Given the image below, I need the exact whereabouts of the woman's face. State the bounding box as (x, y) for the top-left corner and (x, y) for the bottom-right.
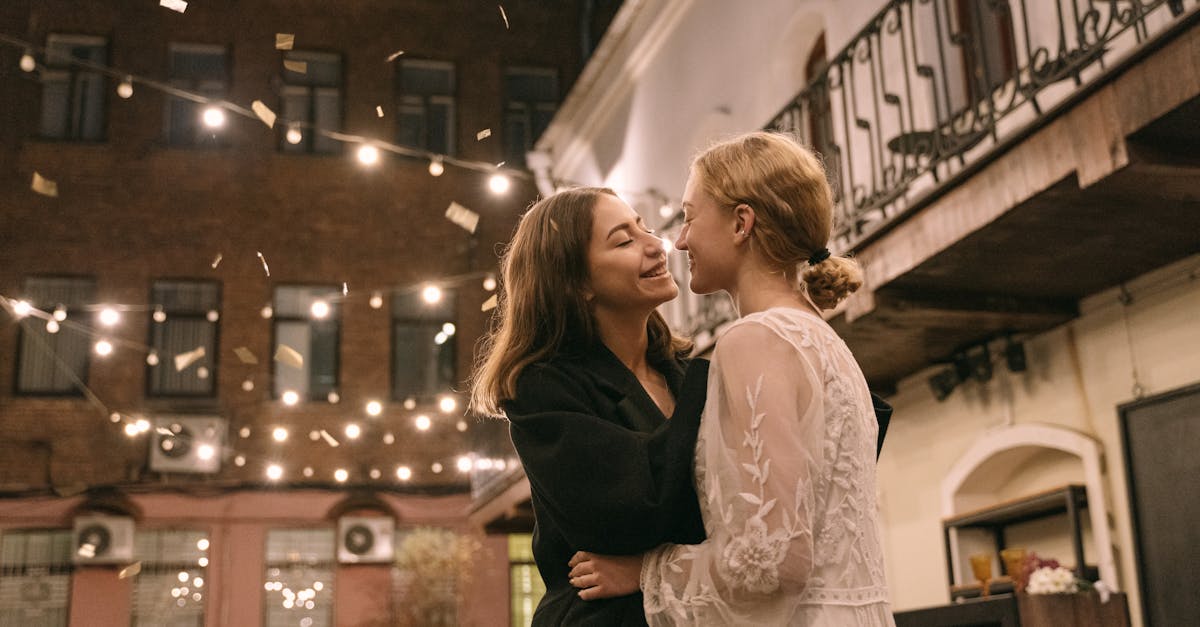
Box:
(585, 194), (677, 315)
(675, 171), (739, 294)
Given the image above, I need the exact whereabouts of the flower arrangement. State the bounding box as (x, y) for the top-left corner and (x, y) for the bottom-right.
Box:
(1018, 552), (1093, 595)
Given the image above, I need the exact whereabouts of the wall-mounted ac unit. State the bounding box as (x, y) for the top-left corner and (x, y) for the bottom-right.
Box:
(72, 515), (134, 565)
(337, 516), (395, 564)
(149, 416), (226, 474)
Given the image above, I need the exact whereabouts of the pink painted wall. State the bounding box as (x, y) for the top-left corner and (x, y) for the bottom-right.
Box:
(0, 490), (512, 627)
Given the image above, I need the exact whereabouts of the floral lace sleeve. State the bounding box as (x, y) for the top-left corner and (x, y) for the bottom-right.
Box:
(641, 319), (827, 624)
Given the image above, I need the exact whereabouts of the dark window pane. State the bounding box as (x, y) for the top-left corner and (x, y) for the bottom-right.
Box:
(16, 277), (95, 394)
(40, 36), (107, 140)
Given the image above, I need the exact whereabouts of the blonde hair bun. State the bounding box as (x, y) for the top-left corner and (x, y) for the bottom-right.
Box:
(801, 254), (863, 310)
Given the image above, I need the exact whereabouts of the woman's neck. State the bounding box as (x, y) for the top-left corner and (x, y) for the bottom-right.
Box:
(593, 307), (653, 375)
(728, 261), (817, 318)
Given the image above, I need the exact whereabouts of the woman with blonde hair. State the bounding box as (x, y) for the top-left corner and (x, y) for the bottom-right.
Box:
(470, 187), (711, 625)
(568, 132), (896, 626)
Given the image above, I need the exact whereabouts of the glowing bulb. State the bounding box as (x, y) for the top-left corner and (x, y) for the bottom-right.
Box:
(309, 430), (320, 441)
(110, 412), (121, 423)
(344, 423), (361, 439)
(19, 53), (36, 73)
(242, 379), (254, 392)
(421, 285), (442, 304)
(198, 557), (208, 567)
(153, 308), (166, 323)
(272, 427), (288, 442)
(431, 462), (443, 474)
(313, 582), (323, 591)
(369, 291), (383, 309)
(483, 275), (497, 291)
(146, 351), (159, 366)
(302, 466), (313, 477)
(206, 310), (219, 322)
(488, 173), (511, 194)
(327, 391), (340, 404)
(365, 400), (382, 416)
(266, 464), (283, 480)
(334, 468), (348, 482)
(456, 456), (473, 473)
(137, 418), (150, 432)
(99, 308), (120, 326)
(117, 77), (133, 99)
(659, 203), (674, 218)
(438, 396), (457, 414)
(456, 420), (468, 432)
(281, 390), (299, 406)
(396, 466), (412, 481)
(441, 322), (456, 336)
(12, 300), (31, 317)
(310, 300), (329, 319)
(196, 366), (209, 379)
(414, 415), (431, 431)
(197, 444), (215, 461)
(239, 427), (251, 438)
(202, 107), (225, 128)
(178, 571), (189, 583)
(124, 423), (139, 437)
(234, 455), (245, 467)
(260, 305), (273, 319)
(46, 320), (60, 334)
(95, 340), (113, 356)
(357, 144), (380, 165)
(286, 125), (303, 145)
(53, 306), (67, 321)
(434, 331), (447, 345)
(369, 468), (381, 479)
(197, 539), (209, 551)
(428, 158), (444, 176)
(383, 431), (395, 444)
(403, 397), (416, 410)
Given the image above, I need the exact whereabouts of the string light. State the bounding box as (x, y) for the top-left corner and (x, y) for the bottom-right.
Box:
(356, 144), (380, 166)
(483, 275), (497, 291)
(197, 539), (209, 551)
(369, 291), (383, 309)
(286, 124), (303, 145)
(438, 395), (457, 414)
(302, 466), (313, 477)
(344, 423), (361, 439)
(456, 456), (473, 473)
(488, 173), (511, 194)
(421, 285), (442, 304)
(99, 307), (120, 326)
(45, 320), (60, 334)
(260, 305), (273, 319)
(11, 300), (31, 317)
(110, 412), (121, 423)
(327, 390), (340, 404)
(441, 322), (456, 336)
(272, 427), (288, 442)
(434, 332), (448, 345)
(202, 107), (226, 129)
(198, 557), (209, 567)
(428, 158), (445, 176)
(196, 444), (215, 461)
(146, 351), (159, 366)
(414, 415), (431, 431)
(396, 466), (412, 481)
(153, 307), (166, 323)
(310, 300), (329, 319)
(369, 468), (381, 479)
(124, 423), (139, 437)
(53, 305), (67, 321)
(234, 455), (245, 467)
(383, 432), (395, 444)
(456, 420), (468, 432)
(136, 418), (150, 433)
(431, 462), (443, 474)
(281, 390), (299, 406)
(403, 397), (416, 410)
(309, 430), (320, 441)
(242, 379), (254, 391)
(206, 310), (219, 322)
(334, 468), (348, 483)
(117, 76), (133, 99)
(239, 427), (251, 438)
(19, 51), (35, 72)
(94, 340), (113, 356)
(266, 464), (283, 481)
(365, 400), (382, 416)
(196, 366), (209, 379)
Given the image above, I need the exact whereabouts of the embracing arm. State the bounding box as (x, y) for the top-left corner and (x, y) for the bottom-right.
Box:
(506, 359), (708, 555)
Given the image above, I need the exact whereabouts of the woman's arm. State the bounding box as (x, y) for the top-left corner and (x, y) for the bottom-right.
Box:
(506, 359), (708, 555)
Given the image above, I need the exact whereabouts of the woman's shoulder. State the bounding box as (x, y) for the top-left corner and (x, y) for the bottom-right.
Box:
(713, 307), (830, 363)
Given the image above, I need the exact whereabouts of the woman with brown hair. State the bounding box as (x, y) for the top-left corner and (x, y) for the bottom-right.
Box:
(470, 187), (710, 626)
(568, 132), (896, 626)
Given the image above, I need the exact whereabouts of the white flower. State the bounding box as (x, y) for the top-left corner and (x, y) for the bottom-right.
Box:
(719, 516), (789, 594)
(1027, 566), (1079, 594)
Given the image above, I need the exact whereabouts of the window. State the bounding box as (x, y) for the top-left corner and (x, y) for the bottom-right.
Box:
(503, 68), (558, 166)
(15, 277), (95, 395)
(0, 530), (73, 627)
(396, 59), (456, 155)
(280, 51), (342, 153)
(273, 286), (341, 400)
(147, 280), (220, 397)
(166, 44), (228, 146)
(391, 290), (456, 402)
(509, 533), (544, 627)
(131, 530), (209, 627)
(40, 34), (107, 140)
(264, 529), (334, 627)
(953, 0), (1017, 109)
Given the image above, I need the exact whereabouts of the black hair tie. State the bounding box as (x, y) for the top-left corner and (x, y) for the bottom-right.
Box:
(808, 248), (831, 265)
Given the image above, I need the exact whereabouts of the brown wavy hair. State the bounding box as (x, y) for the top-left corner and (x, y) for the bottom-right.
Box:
(469, 187), (692, 417)
(693, 131), (862, 309)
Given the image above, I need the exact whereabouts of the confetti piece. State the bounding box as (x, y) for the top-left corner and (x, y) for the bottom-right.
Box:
(476, 128), (492, 141)
(256, 251), (271, 276)
(118, 562), (142, 579)
(445, 201), (480, 234)
(31, 172), (58, 197)
(386, 50), (405, 62)
(319, 429), (340, 447)
(251, 101), (276, 128)
(174, 346), (206, 372)
(499, 4), (510, 29)
(160, 0), (188, 13)
(481, 294), (498, 311)
(283, 59), (307, 74)
(274, 344), (304, 369)
(233, 347), (258, 364)
(211, 253), (222, 269)
(375, 105), (384, 117)
(342, 282), (348, 296)
(275, 34), (295, 50)
(155, 427), (175, 436)
(496, 161), (506, 168)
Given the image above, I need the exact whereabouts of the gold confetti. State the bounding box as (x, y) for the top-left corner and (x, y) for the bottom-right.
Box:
(256, 251), (271, 276)
(342, 282), (348, 296)
(386, 49), (405, 62)
(174, 346), (206, 372)
(251, 101), (276, 128)
(159, 0), (188, 13)
(499, 4), (510, 29)
(319, 429), (340, 447)
(274, 344), (304, 369)
(275, 34), (295, 50)
(445, 201), (480, 233)
(375, 105), (384, 117)
(496, 161), (506, 168)
(283, 60), (307, 74)
(211, 253), (222, 269)
(481, 294), (498, 311)
(118, 562), (142, 579)
(233, 347), (258, 364)
(476, 128), (492, 141)
(31, 172), (58, 197)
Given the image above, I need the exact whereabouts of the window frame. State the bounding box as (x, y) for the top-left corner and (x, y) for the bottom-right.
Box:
(13, 275), (96, 397)
(0, 528), (74, 627)
(278, 50), (344, 155)
(270, 285), (343, 402)
(144, 278), (222, 399)
(164, 42), (230, 148)
(502, 66), (559, 166)
(389, 289), (457, 403)
(39, 33), (109, 142)
(262, 528), (336, 627)
(394, 58), (457, 156)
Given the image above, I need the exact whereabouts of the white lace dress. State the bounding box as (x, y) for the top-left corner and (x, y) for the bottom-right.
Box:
(641, 307), (895, 626)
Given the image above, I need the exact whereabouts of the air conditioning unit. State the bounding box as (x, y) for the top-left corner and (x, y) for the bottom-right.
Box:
(72, 515), (134, 565)
(337, 516), (395, 564)
(149, 416), (226, 474)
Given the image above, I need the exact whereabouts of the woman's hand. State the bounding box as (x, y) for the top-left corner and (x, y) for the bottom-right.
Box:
(568, 551), (644, 600)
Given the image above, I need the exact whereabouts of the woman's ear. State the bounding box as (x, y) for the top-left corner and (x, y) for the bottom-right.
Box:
(733, 204), (757, 242)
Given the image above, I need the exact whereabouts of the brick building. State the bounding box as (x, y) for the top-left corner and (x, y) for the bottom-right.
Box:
(0, 1), (619, 625)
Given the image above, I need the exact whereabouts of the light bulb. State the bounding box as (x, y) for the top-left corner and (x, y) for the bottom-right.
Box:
(124, 423), (139, 437)
(202, 107), (225, 129)
(196, 444), (215, 461)
(266, 464), (283, 480)
(488, 173), (511, 194)
(272, 427), (288, 442)
(369, 468), (381, 479)
(383, 432), (395, 444)
(334, 468), (348, 482)
(441, 322), (456, 336)
(421, 285), (442, 304)
(197, 539), (209, 551)
(396, 466), (412, 481)
(99, 307), (120, 326)
(344, 423), (361, 439)
(146, 352), (159, 366)
(482, 275), (497, 291)
(281, 390), (299, 406)
(241, 379), (254, 392)
(303, 466), (313, 477)
(456, 420), (468, 432)
(428, 158), (444, 176)
(456, 456), (473, 473)
(357, 144), (380, 165)
(46, 320), (60, 334)
(196, 366), (209, 379)
(153, 308), (167, 323)
(260, 305), (273, 319)
(434, 332), (447, 345)
(206, 310), (219, 322)
(310, 300), (329, 319)
(95, 340), (114, 356)
(117, 77), (133, 99)
(659, 203), (674, 218)
(431, 462), (443, 474)
(11, 300), (31, 317)
(369, 291), (383, 309)
(234, 455), (245, 467)
(136, 418), (151, 432)
(414, 415), (431, 431)
(403, 397), (416, 410)
(365, 400), (382, 416)
(53, 306), (67, 321)
(286, 125), (303, 145)
(327, 391), (340, 404)
(110, 412), (121, 423)
(239, 427), (251, 438)
(19, 53), (36, 73)
(438, 395), (457, 414)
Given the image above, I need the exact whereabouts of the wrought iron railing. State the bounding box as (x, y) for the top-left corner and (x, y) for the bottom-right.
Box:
(765, 0), (1195, 251)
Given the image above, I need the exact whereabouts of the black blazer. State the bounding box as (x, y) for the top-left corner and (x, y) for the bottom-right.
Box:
(505, 345), (710, 627)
